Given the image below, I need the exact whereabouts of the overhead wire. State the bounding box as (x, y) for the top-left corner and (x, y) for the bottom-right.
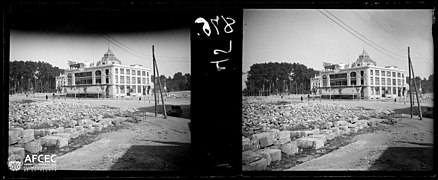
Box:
(317, 9), (406, 64)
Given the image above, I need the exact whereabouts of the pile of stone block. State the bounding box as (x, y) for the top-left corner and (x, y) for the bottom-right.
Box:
(242, 118), (381, 171)
(8, 115), (124, 161)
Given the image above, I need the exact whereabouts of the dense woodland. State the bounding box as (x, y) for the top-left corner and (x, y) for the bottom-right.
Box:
(9, 61), (64, 93)
(244, 62), (319, 94)
(152, 72), (191, 92)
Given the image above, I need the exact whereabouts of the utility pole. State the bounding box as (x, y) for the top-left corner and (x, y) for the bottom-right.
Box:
(409, 47), (423, 120)
(408, 47), (413, 118)
(153, 46), (158, 117)
(152, 45), (167, 119)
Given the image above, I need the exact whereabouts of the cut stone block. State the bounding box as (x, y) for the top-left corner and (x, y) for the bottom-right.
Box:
(281, 141), (298, 155)
(326, 132), (338, 141)
(278, 137), (291, 144)
(25, 140), (42, 153)
(334, 120), (348, 127)
(53, 133), (71, 142)
(259, 136), (269, 148)
(75, 126), (84, 131)
(312, 128), (320, 135)
(290, 131), (302, 139)
(44, 129), (58, 136)
(301, 130), (313, 137)
(9, 147), (25, 161)
(296, 137), (324, 149)
(19, 129), (35, 144)
(242, 151), (262, 165)
(320, 129), (333, 134)
(341, 128), (351, 135)
(242, 138), (251, 151)
(56, 127), (64, 134)
(34, 129), (45, 138)
(9, 130), (20, 145)
(277, 131), (290, 139)
(256, 149), (272, 166)
(330, 127), (340, 133)
(310, 134), (328, 144)
(69, 131), (80, 139)
(339, 126), (349, 131)
(349, 127), (359, 133)
(267, 129), (280, 139)
(252, 133), (274, 147)
(242, 158), (268, 171)
(64, 128), (76, 133)
(57, 137), (68, 148)
(249, 139), (260, 151)
(40, 136), (60, 147)
(10, 128), (24, 137)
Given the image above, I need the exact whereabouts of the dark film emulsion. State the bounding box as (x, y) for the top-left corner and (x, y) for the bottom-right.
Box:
(191, 10), (242, 172)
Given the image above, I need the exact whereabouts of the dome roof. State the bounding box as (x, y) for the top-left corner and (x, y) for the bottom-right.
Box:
(352, 50), (376, 67)
(96, 48), (121, 66)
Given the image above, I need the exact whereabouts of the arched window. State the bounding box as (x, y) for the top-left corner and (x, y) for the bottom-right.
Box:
(95, 70), (102, 84)
(350, 72), (357, 86)
(67, 73), (73, 86)
(322, 75), (328, 87)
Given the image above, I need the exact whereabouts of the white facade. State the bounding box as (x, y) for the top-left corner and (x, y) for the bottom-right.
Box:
(57, 49), (153, 98)
(313, 51), (409, 100)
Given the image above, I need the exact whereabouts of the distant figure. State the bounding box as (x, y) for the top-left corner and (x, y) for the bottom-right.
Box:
(139, 97), (141, 101)
(308, 94), (310, 101)
(45, 94), (48, 100)
(26, 94), (28, 98)
(53, 93), (55, 99)
(301, 96), (303, 101)
(394, 98), (397, 104)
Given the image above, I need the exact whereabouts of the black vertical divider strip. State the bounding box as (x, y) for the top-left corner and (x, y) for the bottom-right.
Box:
(191, 9), (243, 174)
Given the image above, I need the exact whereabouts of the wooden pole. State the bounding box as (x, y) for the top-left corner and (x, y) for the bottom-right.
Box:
(408, 47), (413, 118)
(153, 45), (167, 119)
(409, 51), (423, 120)
(153, 46), (158, 117)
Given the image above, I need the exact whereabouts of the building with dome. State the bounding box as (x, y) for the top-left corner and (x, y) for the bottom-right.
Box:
(310, 50), (409, 100)
(56, 49), (153, 98)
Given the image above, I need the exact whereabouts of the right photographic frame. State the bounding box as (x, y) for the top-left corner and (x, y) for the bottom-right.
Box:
(242, 9), (434, 171)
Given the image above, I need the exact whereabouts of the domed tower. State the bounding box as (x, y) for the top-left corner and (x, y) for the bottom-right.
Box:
(96, 48), (122, 66)
(352, 50), (376, 67)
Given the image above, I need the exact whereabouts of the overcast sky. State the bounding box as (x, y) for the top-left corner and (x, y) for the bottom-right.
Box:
(243, 9), (433, 89)
(10, 29), (190, 78)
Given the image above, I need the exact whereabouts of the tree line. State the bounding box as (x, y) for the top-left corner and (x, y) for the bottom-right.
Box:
(152, 72), (191, 92)
(9, 60), (64, 94)
(244, 62), (319, 94)
(407, 74), (433, 94)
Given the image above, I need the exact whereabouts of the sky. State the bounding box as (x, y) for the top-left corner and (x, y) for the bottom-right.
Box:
(10, 29), (191, 78)
(243, 9), (434, 89)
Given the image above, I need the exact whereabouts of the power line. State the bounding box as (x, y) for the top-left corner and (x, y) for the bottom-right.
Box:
(324, 10), (405, 59)
(100, 34), (190, 64)
(318, 10), (406, 64)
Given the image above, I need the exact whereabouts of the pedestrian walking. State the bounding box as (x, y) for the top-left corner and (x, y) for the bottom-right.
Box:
(45, 94), (48, 100)
(308, 94), (310, 101)
(394, 98), (397, 104)
(301, 96), (303, 101)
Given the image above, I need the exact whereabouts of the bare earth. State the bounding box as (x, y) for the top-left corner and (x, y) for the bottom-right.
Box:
(55, 115), (191, 170)
(16, 94), (191, 171)
(283, 98), (433, 171)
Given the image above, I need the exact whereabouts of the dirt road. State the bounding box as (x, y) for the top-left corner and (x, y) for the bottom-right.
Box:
(286, 115), (433, 171)
(53, 114), (191, 170)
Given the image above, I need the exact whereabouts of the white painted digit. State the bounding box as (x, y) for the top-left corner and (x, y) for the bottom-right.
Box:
(213, 40), (232, 55)
(195, 17), (211, 36)
(210, 16), (220, 35)
(211, 59), (229, 71)
(221, 16), (235, 33)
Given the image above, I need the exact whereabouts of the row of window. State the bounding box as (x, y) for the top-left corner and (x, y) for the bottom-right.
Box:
(370, 70), (403, 78)
(116, 85), (149, 94)
(115, 68), (149, 77)
(371, 77), (404, 86)
(115, 75), (149, 85)
(371, 86), (404, 96)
